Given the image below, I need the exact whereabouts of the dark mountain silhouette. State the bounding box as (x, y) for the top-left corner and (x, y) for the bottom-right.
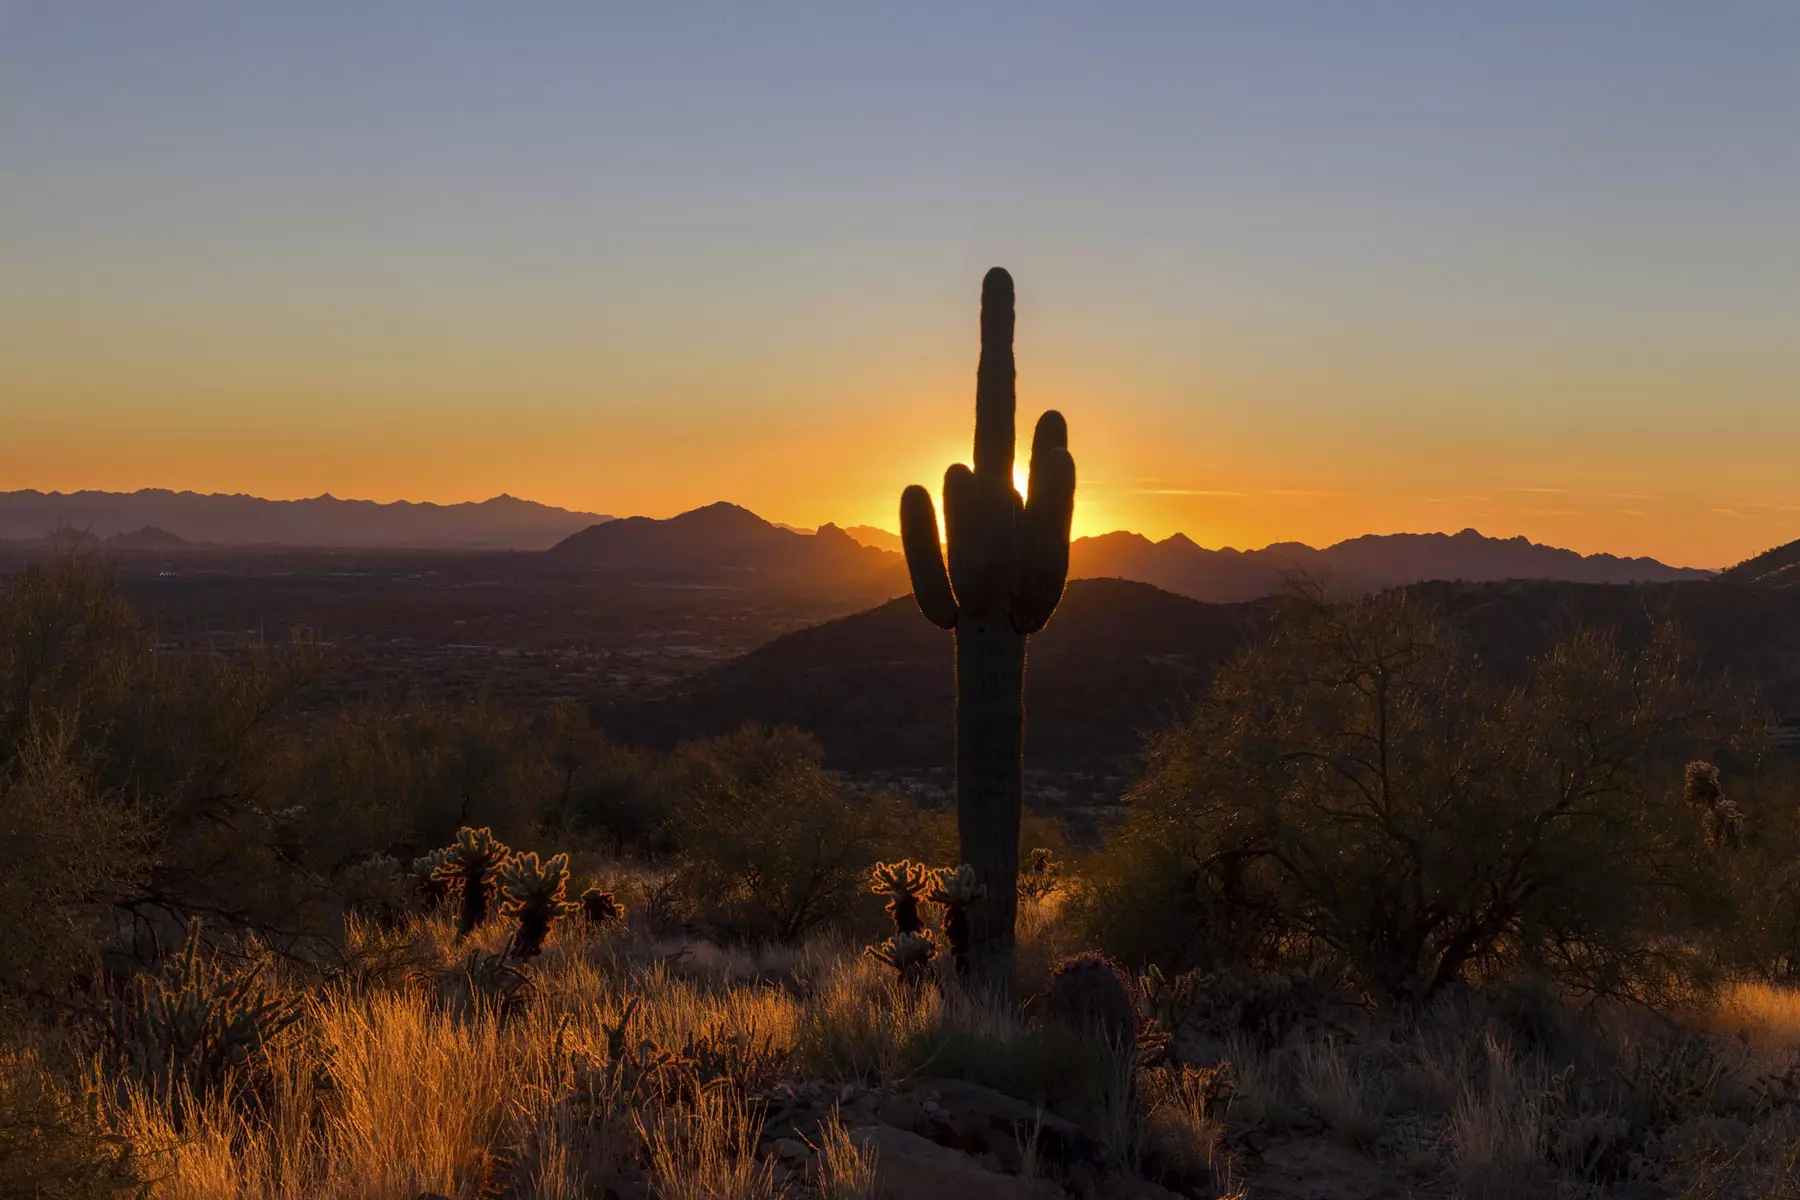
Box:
(1069, 526), (1709, 602)
(0, 489), (608, 550)
(547, 502), (906, 587)
(1722, 537), (1800, 588)
(844, 525), (903, 554)
(608, 576), (1800, 782)
(608, 578), (1269, 775)
(102, 526), (188, 551)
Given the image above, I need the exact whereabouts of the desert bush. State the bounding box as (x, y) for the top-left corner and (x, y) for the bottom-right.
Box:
(665, 726), (907, 943)
(0, 1039), (138, 1199)
(1077, 588), (1742, 1007)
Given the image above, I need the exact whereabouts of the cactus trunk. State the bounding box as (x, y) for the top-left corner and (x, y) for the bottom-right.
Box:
(900, 268), (1075, 996)
(955, 613), (1024, 984)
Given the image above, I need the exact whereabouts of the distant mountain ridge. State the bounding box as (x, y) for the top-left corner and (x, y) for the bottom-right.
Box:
(546, 502), (904, 587)
(0, 489), (609, 550)
(1067, 526), (1711, 602)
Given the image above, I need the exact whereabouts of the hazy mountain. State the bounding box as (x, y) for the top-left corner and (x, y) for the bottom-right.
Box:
(609, 576), (1800, 782)
(1722, 537), (1800, 588)
(0, 489), (609, 550)
(844, 525), (904, 554)
(547, 502), (906, 587)
(1069, 527), (1710, 602)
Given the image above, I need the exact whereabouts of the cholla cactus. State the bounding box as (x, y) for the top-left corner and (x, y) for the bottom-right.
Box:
(1018, 847), (1063, 900)
(866, 930), (939, 985)
(410, 848), (455, 907)
(926, 864), (987, 978)
(497, 851), (580, 959)
(869, 859), (932, 936)
(1684, 761), (1743, 850)
(580, 886), (627, 928)
(430, 826), (514, 939)
(124, 924), (303, 1107)
(342, 852), (407, 927)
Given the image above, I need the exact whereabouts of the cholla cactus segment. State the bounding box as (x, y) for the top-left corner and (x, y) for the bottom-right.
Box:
(430, 826), (514, 938)
(580, 886), (627, 927)
(869, 859), (932, 935)
(866, 930), (939, 984)
(927, 864), (987, 910)
(497, 851), (579, 959)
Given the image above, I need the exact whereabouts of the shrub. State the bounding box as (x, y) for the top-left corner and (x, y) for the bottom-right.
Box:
(0, 1041), (138, 1199)
(1076, 589), (1741, 1007)
(666, 726), (906, 943)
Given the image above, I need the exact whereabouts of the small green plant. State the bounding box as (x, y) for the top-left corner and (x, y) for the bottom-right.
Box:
(122, 924), (303, 1107)
(1042, 952), (1137, 1051)
(580, 886), (627, 927)
(866, 930), (939, 986)
(926, 864), (986, 977)
(497, 850), (580, 959)
(429, 826), (514, 939)
(869, 859), (932, 936)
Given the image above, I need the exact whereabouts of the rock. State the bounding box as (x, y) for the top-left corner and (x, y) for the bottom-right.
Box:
(849, 1124), (1065, 1200)
(908, 1077), (1105, 1173)
(878, 1094), (930, 1133)
(772, 1137), (811, 1162)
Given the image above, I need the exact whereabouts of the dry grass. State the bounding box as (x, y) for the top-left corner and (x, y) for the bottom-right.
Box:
(1295, 1037), (1388, 1148)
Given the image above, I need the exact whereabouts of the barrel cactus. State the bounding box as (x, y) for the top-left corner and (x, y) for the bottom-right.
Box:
(497, 851), (580, 959)
(899, 267), (1075, 990)
(926, 864), (987, 979)
(1043, 952), (1137, 1050)
(869, 859), (932, 936)
(430, 826), (514, 940)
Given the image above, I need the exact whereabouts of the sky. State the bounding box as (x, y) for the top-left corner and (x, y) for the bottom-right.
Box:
(2, 4), (1797, 568)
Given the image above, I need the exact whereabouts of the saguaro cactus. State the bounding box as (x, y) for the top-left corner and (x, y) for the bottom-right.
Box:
(899, 267), (1076, 990)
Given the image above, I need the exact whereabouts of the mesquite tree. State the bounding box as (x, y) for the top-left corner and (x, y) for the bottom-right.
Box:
(899, 267), (1076, 990)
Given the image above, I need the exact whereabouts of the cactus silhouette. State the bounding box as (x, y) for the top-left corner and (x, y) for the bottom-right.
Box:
(899, 268), (1075, 989)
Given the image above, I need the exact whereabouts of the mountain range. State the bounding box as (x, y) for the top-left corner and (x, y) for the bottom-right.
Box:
(0, 489), (609, 550)
(1058, 526), (1712, 602)
(1, 487), (1752, 602)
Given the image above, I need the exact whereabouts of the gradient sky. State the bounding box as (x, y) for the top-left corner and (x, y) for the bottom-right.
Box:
(3, 4), (1797, 568)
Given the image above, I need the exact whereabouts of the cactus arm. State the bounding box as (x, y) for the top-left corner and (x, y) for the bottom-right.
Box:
(900, 485), (958, 629)
(1012, 409), (1076, 634)
(973, 267), (1016, 486)
(942, 463), (992, 615)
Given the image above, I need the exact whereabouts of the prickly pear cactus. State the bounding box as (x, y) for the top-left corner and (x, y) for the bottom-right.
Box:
(899, 267), (1075, 990)
(1043, 952), (1137, 1050)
